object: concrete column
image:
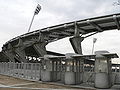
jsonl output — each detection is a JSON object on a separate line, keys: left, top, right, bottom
{"left": 69, "top": 36, "right": 84, "bottom": 54}
{"left": 33, "top": 42, "right": 47, "bottom": 57}
{"left": 33, "top": 33, "right": 47, "bottom": 57}
{"left": 14, "top": 38, "right": 28, "bottom": 63}
{"left": 41, "top": 58, "right": 51, "bottom": 82}
{"left": 65, "top": 72, "right": 75, "bottom": 84}
{"left": 115, "top": 66, "right": 117, "bottom": 73}
{"left": 2, "top": 51, "right": 15, "bottom": 62}
{"left": 2, "top": 43, "right": 17, "bottom": 62}
{"left": 51, "top": 61, "right": 57, "bottom": 81}
{"left": 119, "top": 66, "right": 120, "bottom": 72}
{"left": 95, "top": 51, "right": 112, "bottom": 89}
{"left": 15, "top": 48, "right": 27, "bottom": 62}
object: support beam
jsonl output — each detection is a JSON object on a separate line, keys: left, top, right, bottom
{"left": 69, "top": 36, "right": 84, "bottom": 54}
{"left": 0, "top": 52, "right": 9, "bottom": 62}
{"left": 78, "top": 27, "right": 86, "bottom": 34}
{"left": 2, "top": 51, "right": 15, "bottom": 62}
{"left": 38, "top": 31, "right": 44, "bottom": 42}
{"left": 84, "top": 32, "right": 98, "bottom": 38}
{"left": 14, "top": 38, "right": 28, "bottom": 62}
{"left": 87, "top": 20, "right": 103, "bottom": 32}
{"left": 74, "top": 22, "right": 79, "bottom": 37}
{"left": 61, "top": 31, "right": 71, "bottom": 36}
{"left": 2, "top": 43, "right": 17, "bottom": 62}
{"left": 33, "top": 32, "right": 47, "bottom": 57}
{"left": 15, "top": 48, "right": 27, "bottom": 62}
{"left": 33, "top": 43, "right": 47, "bottom": 57}
{"left": 70, "top": 22, "right": 84, "bottom": 54}
{"left": 33, "top": 33, "right": 47, "bottom": 57}
{"left": 113, "top": 15, "right": 120, "bottom": 30}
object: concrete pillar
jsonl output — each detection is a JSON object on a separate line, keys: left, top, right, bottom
{"left": 51, "top": 60, "right": 58, "bottom": 81}
{"left": 119, "top": 66, "right": 120, "bottom": 72}
{"left": 2, "top": 51, "right": 15, "bottom": 62}
{"left": 15, "top": 48, "right": 27, "bottom": 62}
{"left": 65, "top": 72, "right": 75, "bottom": 84}
{"left": 64, "top": 53, "right": 83, "bottom": 85}
{"left": 33, "top": 33, "right": 47, "bottom": 57}
{"left": 2, "top": 43, "right": 17, "bottom": 62}
{"left": 41, "top": 56, "right": 52, "bottom": 82}
{"left": 33, "top": 42, "right": 47, "bottom": 57}
{"left": 69, "top": 36, "right": 84, "bottom": 54}
{"left": 115, "top": 66, "right": 117, "bottom": 73}
{"left": 14, "top": 38, "right": 28, "bottom": 63}
{"left": 41, "top": 55, "right": 61, "bottom": 82}
{"left": 95, "top": 51, "right": 112, "bottom": 89}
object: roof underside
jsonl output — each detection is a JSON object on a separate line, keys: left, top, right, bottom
{"left": 6, "top": 13, "right": 120, "bottom": 45}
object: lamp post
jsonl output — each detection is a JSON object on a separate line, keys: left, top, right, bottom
{"left": 28, "top": 4, "right": 41, "bottom": 32}
{"left": 92, "top": 38, "right": 97, "bottom": 54}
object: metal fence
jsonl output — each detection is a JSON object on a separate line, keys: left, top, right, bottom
{"left": 0, "top": 62, "right": 119, "bottom": 84}
{"left": 0, "top": 62, "right": 41, "bottom": 81}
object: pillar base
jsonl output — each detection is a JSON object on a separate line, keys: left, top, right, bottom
{"left": 41, "top": 70, "right": 51, "bottom": 82}
{"left": 64, "top": 72, "right": 75, "bottom": 85}
{"left": 115, "top": 73, "right": 120, "bottom": 84}
{"left": 95, "top": 72, "right": 112, "bottom": 89}
{"left": 64, "top": 72, "right": 83, "bottom": 85}
{"left": 69, "top": 36, "right": 84, "bottom": 54}
{"left": 41, "top": 70, "right": 60, "bottom": 82}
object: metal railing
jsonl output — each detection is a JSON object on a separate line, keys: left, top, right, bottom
{"left": 1, "top": 62, "right": 119, "bottom": 84}
{"left": 0, "top": 62, "right": 41, "bottom": 81}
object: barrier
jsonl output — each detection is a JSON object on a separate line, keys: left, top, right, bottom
{"left": 0, "top": 62, "right": 41, "bottom": 81}
{"left": 0, "top": 61, "right": 119, "bottom": 87}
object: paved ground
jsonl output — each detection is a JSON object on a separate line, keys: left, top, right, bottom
{"left": 0, "top": 74, "right": 120, "bottom": 90}
{"left": 0, "top": 74, "right": 93, "bottom": 90}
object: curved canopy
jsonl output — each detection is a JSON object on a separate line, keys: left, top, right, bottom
{"left": 4, "top": 13, "right": 120, "bottom": 45}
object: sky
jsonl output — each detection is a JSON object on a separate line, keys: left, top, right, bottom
{"left": 0, "top": 0, "right": 120, "bottom": 63}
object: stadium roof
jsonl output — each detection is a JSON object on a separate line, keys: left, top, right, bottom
{"left": 5, "top": 13, "right": 120, "bottom": 45}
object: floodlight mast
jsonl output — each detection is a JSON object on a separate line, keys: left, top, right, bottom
{"left": 28, "top": 4, "right": 41, "bottom": 33}
{"left": 92, "top": 38, "right": 97, "bottom": 54}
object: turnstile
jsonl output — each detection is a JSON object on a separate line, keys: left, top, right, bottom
{"left": 41, "top": 55, "right": 62, "bottom": 82}
{"left": 94, "top": 51, "right": 119, "bottom": 88}
{"left": 64, "top": 53, "right": 84, "bottom": 84}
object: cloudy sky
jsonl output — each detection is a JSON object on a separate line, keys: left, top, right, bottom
{"left": 0, "top": 0, "right": 120, "bottom": 63}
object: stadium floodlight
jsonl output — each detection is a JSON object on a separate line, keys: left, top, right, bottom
{"left": 92, "top": 38, "right": 97, "bottom": 54}
{"left": 28, "top": 4, "right": 41, "bottom": 32}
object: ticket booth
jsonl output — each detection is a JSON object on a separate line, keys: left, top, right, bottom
{"left": 41, "top": 55, "right": 62, "bottom": 82}
{"left": 95, "top": 51, "right": 119, "bottom": 89}
{"left": 64, "top": 53, "right": 84, "bottom": 85}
